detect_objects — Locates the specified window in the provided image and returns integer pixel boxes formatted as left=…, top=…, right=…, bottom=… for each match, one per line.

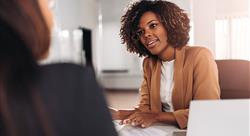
left=215, top=16, right=250, bottom=60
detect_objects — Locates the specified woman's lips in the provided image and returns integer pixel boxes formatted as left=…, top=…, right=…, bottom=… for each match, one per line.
left=147, top=39, right=158, bottom=48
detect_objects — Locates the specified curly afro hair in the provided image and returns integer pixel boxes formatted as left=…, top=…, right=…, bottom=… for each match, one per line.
left=120, top=0, right=190, bottom=58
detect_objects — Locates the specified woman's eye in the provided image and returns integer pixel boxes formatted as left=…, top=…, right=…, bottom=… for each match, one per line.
left=149, top=23, right=157, bottom=29
left=136, top=30, right=144, bottom=37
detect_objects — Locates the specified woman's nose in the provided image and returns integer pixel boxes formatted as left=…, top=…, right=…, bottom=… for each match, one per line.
left=143, top=29, right=153, bottom=38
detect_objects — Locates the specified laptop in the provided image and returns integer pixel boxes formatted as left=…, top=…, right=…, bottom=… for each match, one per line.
left=186, top=99, right=250, bottom=136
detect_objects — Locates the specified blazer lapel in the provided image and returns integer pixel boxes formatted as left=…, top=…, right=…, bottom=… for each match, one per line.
left=172, top=46, right=186, bottom=110
left=150, top=59, right=162, bottom=112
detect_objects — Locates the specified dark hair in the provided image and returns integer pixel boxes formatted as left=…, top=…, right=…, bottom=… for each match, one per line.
left=0, top=0, right=51, bottom=135
left=120, top=0, right=190, bottom=57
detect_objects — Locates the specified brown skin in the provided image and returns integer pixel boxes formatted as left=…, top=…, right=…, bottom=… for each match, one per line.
left=38, top=0, right=54, bottom=33
left=38, top=0, right=54, bottom=60
left=123, top=112, right=177, bottom=128
left=111, top=11, right=177, bottom=128
left=110, top=108, right=136, bottom=121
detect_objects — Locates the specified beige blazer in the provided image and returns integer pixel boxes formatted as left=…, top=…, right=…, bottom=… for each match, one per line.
left=137, top=46, right=220, bottom=129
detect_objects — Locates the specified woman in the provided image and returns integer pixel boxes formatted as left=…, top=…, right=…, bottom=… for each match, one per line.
left=111, top=0, right=220, bottom=132
left=0, top=0, right=117, bottom=136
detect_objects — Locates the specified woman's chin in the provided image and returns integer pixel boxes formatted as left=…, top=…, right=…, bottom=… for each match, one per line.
left=149, top=49, right=161, bottom=56
left=147, top=44, right=162, bottom=55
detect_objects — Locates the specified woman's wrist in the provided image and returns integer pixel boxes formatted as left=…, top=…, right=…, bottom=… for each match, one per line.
left=155, top=112, right=176, bottom=124
left=118, top=109, right=136, bottom=120
left=155, top=112, right=162, bottom=122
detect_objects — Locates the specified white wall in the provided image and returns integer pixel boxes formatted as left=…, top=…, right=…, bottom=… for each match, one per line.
left=191, top=0, right=216, bottom=54
left=98, top=0, right=141, bottom=74
left=55, top=0, right=98, bottom=30
left=216, top=0, right=249, bottom=17
left=101, top=22, right=129, bottom=70
left=168, top=0, right=191, bottom=14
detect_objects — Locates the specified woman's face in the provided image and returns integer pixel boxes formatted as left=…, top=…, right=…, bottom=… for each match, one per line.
left=137, top=11, right=168, bottom=56
left=38, top=0, right=54, bottom=31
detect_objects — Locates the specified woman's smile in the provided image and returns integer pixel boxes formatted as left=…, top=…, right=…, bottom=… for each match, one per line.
left=146, top=38, right=159, bottom=48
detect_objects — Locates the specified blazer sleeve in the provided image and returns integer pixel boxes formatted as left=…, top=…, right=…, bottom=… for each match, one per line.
left=137, top=58, right=151, bottom=112
left=192, top=48, right=221, bottom=99
left=173, top=48, right=220, bottom=129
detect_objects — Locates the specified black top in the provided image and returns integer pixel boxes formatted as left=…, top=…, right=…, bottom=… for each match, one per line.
left=37, top=63, right=117, bottom=136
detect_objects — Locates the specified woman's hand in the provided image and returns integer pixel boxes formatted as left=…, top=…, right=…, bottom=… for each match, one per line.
left=122, top=112, right=159, bottom=128
left=109, top=107, right=120, bottom=120
left=109, top=107, right=135, bottom=120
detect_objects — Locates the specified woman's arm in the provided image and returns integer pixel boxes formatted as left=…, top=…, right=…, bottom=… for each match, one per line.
left=156, top=112, right=177, bottom=125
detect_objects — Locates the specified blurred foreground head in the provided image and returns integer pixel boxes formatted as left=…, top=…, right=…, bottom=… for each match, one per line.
left=0, top=0, right=54, bottom=135
left=0, top=0, right=53, bottom=60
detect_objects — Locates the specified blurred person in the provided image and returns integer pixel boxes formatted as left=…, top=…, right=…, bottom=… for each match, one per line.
left=111, top=0, right=220, bottom=135
left=0, top=0, right=117, bottom=136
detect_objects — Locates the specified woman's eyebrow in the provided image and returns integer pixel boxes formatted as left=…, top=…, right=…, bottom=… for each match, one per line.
left=138, top=20, right=158, bottom=29
left=147, top=20, right=158, bottom=25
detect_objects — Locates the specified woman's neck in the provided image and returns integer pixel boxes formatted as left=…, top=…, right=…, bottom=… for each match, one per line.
left=158, top=45, right=175, bottom=61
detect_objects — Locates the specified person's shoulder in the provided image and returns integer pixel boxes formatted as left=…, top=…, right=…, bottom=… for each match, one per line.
left=185, top=45, right=212, bottom=54
left=185, top=45, right=213, bottom=58
left=39, top=63, right=94, bottom=81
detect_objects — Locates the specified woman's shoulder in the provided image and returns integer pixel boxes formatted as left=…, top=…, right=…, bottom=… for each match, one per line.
left=184, top=45, right=214, bottom=59
left=185, top=45, right=212, bottom=54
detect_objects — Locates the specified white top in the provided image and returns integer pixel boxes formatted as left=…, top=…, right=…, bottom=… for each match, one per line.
left=160, top=60, right=175, bottom=112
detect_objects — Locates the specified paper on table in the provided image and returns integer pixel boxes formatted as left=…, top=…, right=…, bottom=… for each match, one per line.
left=115, top=122, right=181, bottom=136
left=113, top=120, right=125, bottom=131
